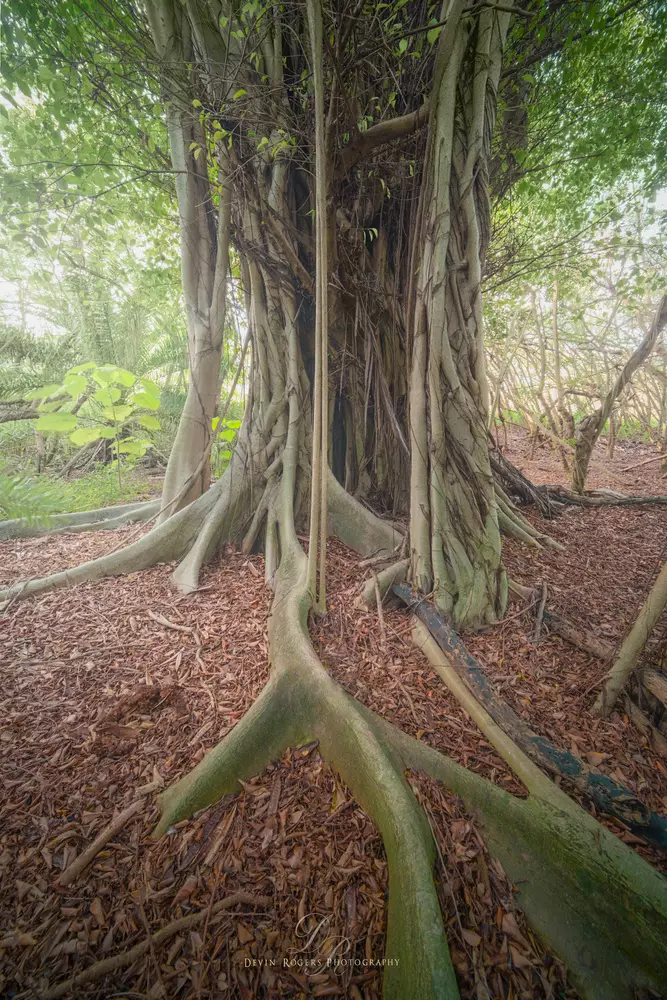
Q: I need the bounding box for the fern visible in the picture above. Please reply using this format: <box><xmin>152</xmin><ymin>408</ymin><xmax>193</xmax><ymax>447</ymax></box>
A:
<box><xmin>0</xmin><ymin>472</ymin><xmax>62</xmax><ymax>525</ymax></box>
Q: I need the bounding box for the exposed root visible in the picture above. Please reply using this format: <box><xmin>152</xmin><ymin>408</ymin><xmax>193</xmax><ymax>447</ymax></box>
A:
<box><xmin>154</xmin><ymin>671</ymin><xmax>303</xmax><ymax>836</ymax></box>
<box><xmin>327</xmin><ymin>471</ymin><xmax>403</xmax><ymax>558</ymax></box>
<box><xmin>400</xmin><ymin>588</ymin><xmax>667</xmax><ymax>849</ymax></box>
<box><xmin>0</xmin><ymin>500</ymin><xmax>159</xmax><ymax>541</ymax></box>
<box><xmin>383</xmin><ymin>711</ymin><xmax>667</xmax><ymax>1000</ymax></box>
<box><xmin>360</xmin><ymin>557</ymin><xmax>409</xmax><ymax>607</ymax></box>
<box><xmin>0</xmin><ymin>486</ymin><xmax>217</xmax><ymax>605</ymax></box>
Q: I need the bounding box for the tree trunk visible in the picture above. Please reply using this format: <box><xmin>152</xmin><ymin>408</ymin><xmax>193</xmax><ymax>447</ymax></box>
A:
<box><xmin>595</xmin><ymin>556</ymin><xmax>667</xmax><ymax>716</ymax></box>
<box><xmin>573</xmin><ymin>295</ymin><xmax>667</xmax><ymax>493</ymax></box>
<box><xmin>407</xmin><ymin>5</ymin><xmax>510</xmax><ymax>629</ymax></box>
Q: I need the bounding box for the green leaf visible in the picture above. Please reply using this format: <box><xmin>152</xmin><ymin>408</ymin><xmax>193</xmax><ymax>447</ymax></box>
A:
<box><xmin>62</xmin><ymin>374</ymin><xmax>88</xmax><ymax>397</ymax></box>
<box><xmin>129</xmin><ymin>391</ymin><xmax>160</xmax><ymax>410</ymax></box>
<box><xmin>66</xmin><ymin>362</ymin><xmax>96</xmax><ymax>374</ymax></box>
<box><xmin>115</xmin><ymin>440</ymin><xmax>146</xmax><ymax>455</ymax></box>
<box><xmin>103</xmin><ymin>404</ymin><xmax>133</xmax><ymax>422</ymax></box>
<box><xmin>136</xmin><ymin>414</ymin><xmax>161</xmax><ymax>430</ymax></box>
<box><xmin>427</xmin><ymin>26</ymin><xmax>442</xmax><ymax>45</ymax></box>
<box><xmin>219</xmin><ymin>428</ymin><xmax>235</xmax><ymax>441</ymax></box>
<box><xmin>226</xmin><ymin>419</ymin><xmax>242</xmax><ymax>429</ymax></box>
<box><xmin>139</xmin><ymin>378</ymin><xmax>160</xmax><ymax>396</ymax></box>
<box><xmin>93</xmin><ymin>387</ymin><xmax>122</xmax><ymax>405</ymax></box>
<box><xmin>35</xmin><ymin>413</ymin><xmax>78</xmax><ymax>432</ymax></box>
<box><xmin>91</xmin><ymin>366</ymin><xmax>117</xmax><ymax>387</ymax></box>
<box><xmin>232</xmin><ymin>88</ymin><xmax>247</xmax><ymax>99</ymax></box>
<box><xmin>109</xmin><ymin>367</ymin><xmax>136</xmax><ymax>387</ymax></box>
<box><xmin>398</xmin><ymin>38</ymin><xmax>408</xmax><ymax>53</ymax></box>
<box><xmin>24</xmin><ymin>384</ymin><xmax>62</xmax><ymax>400</ymax></box>
<box><xmin>69</xmin><ymin>426</ymin><xmax>104</xmax><ymax>446</ymax></box>
<box><xmin>212</xmin><ymin>416</ymin><xmax>220</xmax><ymax>430</ymax></box>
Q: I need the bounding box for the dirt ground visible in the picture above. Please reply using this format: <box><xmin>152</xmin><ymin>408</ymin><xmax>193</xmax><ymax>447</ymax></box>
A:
<box><xmin>1</xmin><ymin>430</ymin><xmax>666</xmax><ymax>1000</ymax></box>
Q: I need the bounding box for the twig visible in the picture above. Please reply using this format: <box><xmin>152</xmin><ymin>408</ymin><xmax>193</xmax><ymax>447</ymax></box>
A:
<box><xmin>373</xmin><ymin>573</ymin><xmax>387</xmax><ymax>649</ymax></box>
<box><xmin>56</xmin><ymin>781</ymin><xmax>162</xmax><ymax>887</ymax></box>
<box><xmin>147</xmin><ymin>610</ymin><xmax>193</xmax><ymax>633</ymax></box>
<box><xmin>40</xmin><ymin>893</ymin><xmax>272</xmax><ymax>999</ymax></box>
<box><xmin>532</xmin><ymin>580</ymin><xmax>548</xmax><ymax>643</ymax></box>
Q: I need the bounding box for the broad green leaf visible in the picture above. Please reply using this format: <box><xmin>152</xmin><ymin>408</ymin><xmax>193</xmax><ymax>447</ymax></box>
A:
<box><xmin>129</xmin><ymin>391</ymin><xmax>160</xmax><ymax>410</ymax></box>
<box><xmin>109</xmin><ymin>367</ymin><xmax>136</xmax><ymax>387</ymax></box>
<box><xmin>37</xmin><ymin>401</ymin><xmax>64</xmax><ymax>413</ymax></box>
<box><xmin>219</xmin><ymin>428</ymin><xmax>235</xmax><ymax>441</ymax></box>
<box><xmin>92</xmin><ymin>366</ymin><xmax>116</xmax><ymax>387</ymax></box>
<box><xmin>115</xmin><ymin>440</ymin><xmax>146</xmax><ymax>455</ymax></box>
<box><xmin>139</xmin><ymin>377</ymin><xmax>160</xmax><ymax>396</ymax></box>
<box><xmin>66</xmin><ymin>362</ymin><xmax>96</xmax><ymax>374</ymax></box>
<box><xmin>220</xmin><ymin>449</ymin><xmax>232</xmax><ymax>460</ymax></box>
<box><xmin>69</xmin><ymin>426</ymin><xmax>104</xmax><ymax>446</ymax></box>
<box><xmin>232</xmin><ymin>88</ymin><xmax>247</xmax><ymax>99</ymax></box>
<box><xmin>103</xmin><ymin>404</ymin><xmax>133</xmax><ymax>422</ymax></box>
<box><xmin>93</xmin><ymin>387</ymin><xmax>122</xmax><ymax>405</ymax></box>
<box><xmin>136</xmin><ymin>415</ymin><xmax>161</xmax><ymax>430</ymax></box>
<box><xmin>212</xmin><ymin>416</ymin><xmax>220</xmax><ymax>430</ymax></box>
<box><xmin>35</xmin><ymin>413</ymin><xmax>78</xmax><ymax>432</ymax></box>
<box><xmin>25</xmin><ymin>384</ymin><xmax>62</xmax><ymax>400</ymax></box>
<box><xmin>226</xmin><ymin>419</ymin><xmax>242</xmax><ymax>429</ymax></box>
<box><xmin>63</xmin><ymin>374</ymin><xmax>88</xmax><ymax>397</ymax></box>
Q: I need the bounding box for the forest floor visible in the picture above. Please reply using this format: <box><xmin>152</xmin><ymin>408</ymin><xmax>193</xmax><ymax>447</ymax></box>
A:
<box><xmin>1</xmin><ymin>430</ymin><xmax>667</xmax><ymax>1000</ymax></box>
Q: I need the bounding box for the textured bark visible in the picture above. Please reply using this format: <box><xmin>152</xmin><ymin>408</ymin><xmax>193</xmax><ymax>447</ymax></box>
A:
<box><xmin>407</xmin><ymin>4</ymin><xmax>509</xmax><ymax>628</ymax></box>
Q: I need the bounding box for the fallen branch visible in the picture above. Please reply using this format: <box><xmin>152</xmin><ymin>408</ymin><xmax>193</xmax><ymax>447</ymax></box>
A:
<box><xmin>40</xmin><ymin>892</ymin><xmax>271</xmax><ymax>999</ymax></box>
<box><xmin>57</xmin><ymin>780</ymin><xmax>162</xmax><ymax>886</ymax></box>
<box><xmin>147</xmin><ymin>609</ymin><xmax>193</xmax><ymax>633</ymax></box>
<box><xmin>541</xmin><ymin>485</ymin><xmax>667</xmax><ymax>508</ymax></box>
<box><xmin>394</xmin><ymin>581</ymin><xmax>667</xmax><ymax>849</ymax></box>
<box><xmin>595</xmin><ymin>557</ymin><xmax>667</xmax><ymax>716</ymax></box>
<box><xmin>532</xmin><ymin>580</ymin><xmax>548</xmax><ymax>643</ymax></box>
<box><xmin>620</xmin><ymin>452</ymin><xmax>665</xmax><ymax>473</ymax></box>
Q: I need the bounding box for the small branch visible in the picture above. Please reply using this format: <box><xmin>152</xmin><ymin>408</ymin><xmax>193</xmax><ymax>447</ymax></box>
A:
<box><xmin>373</xmin><ymin>572</ymin><xmax>387</xmax><ymax>649</ymax></box>
<box><xmin>41</xmin><ymin>892</ymin><xmax>271</xmax><ymax>999</ymax></box>
<box><xmin>147</xmin><ymin>609</ymin><xmax>193</xmax><ymax>633</ymax></box>
<box><xmin>56</xmin><ymin>781</ymin><xmax>162</xmax><ymax>887</ymax></box>
<box><xmin>532</xmin><ymin>580</ymin><xmax>548</xmax><ymax>643</ymax></box>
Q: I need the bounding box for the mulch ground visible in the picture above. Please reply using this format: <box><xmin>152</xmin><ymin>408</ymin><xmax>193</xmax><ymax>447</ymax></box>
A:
<box><xmin>1</xmin><ymin>431</ymin><xmax>666</xmax><ymax>1000</ymax></box>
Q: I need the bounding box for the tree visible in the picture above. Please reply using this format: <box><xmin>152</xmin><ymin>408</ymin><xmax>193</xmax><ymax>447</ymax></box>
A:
<box><xmin>2</xmin><ymin>1</ymin><xmax>667</xmax><ymax>997</ymax></box>
<box><xmin>572</xmin><ymin>296</ymin><xmax>667</xmax><ymax>490</ymax></box>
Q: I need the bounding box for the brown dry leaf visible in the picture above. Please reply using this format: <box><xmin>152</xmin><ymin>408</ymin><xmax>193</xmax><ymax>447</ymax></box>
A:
<box><xmin>509</xmin><ymin>944</ymin><xmax>534</xmax><ymax>969</ymax></box>
<box><xmin>171</xmin><ymin>875</ymin><xmax>198</xmax><ymax>907</ymax></box>
<box><xmin>586</xmin><ymin>751</ymin><xmax>610</xmax><ymax>767</ymax></box>
<box><xmin>501</xmin><ymin>911</ymin><xmax>531</xmax><ymax>950</ymax></box>
<box><xmin>237</xmin><ymin>922</ymin><xmax>254</xmax><ymax>945</ymax></box>
<box><xmin>461</xmin><ymin>928</ymin><xmax>482</xmax><ymax>948</ymax></box>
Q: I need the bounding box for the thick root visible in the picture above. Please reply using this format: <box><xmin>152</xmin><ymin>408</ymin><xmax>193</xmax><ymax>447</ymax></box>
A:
<box><xmin>364</xmin><ymin>705</ymin><xmax>667</xmax><ymax>1000</ymax></box>
<box><xmin>154</xmin><ymin>671</ymin><xmax>304</xmax><ymax>837</ymax></box>
<box><xmin>327</xmin><ymin>471</ymin><xmax>403</xmax><ymax>558</ymax></box>
<box><xmin>0</xmin><ymin>500</ymin><xmax>159</xmax><ymax>541</ymax></box>
<box><xmin>0</xmin><ymin>488</ymin><xmax>218</xmax><ymax>605</ymax></box>
<box><xmin>360</xmin><ymin>558</ymin><xmax>409</xmax><ymax>607</ymax></box>
<box><xmin>155</xmin><ymin>498</ymin><xmax>458</xmax><ymax>999</ymax></box>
